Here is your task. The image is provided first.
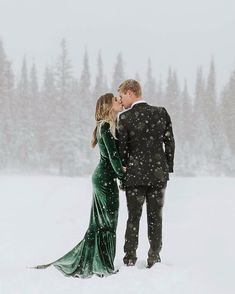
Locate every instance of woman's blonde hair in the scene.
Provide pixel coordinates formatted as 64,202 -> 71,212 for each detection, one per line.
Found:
91,93 -> 117,148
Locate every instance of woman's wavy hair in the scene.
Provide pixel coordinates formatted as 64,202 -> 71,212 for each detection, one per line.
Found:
91,93 -> 117,148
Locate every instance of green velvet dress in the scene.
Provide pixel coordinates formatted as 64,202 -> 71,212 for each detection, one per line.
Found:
34,122 -> 125,278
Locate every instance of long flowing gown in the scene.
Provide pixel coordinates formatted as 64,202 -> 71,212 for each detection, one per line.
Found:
33,122 -> 125,278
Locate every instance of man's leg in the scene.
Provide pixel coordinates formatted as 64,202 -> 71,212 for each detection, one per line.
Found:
146,182 -> 167,267
123,186 -> 146,265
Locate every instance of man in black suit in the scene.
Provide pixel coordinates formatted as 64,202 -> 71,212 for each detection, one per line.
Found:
117,79 -> 175,268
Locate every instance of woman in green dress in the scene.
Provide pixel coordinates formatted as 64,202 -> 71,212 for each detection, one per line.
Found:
33,93 -> 126,278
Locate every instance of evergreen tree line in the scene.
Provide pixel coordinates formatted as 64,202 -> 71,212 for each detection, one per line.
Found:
0,39 -> 235,176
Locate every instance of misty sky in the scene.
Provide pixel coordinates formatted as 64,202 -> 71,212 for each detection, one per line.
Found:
0,0 -> 235,93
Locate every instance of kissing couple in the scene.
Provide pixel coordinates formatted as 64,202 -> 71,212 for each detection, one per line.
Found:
32,79 -> 175,278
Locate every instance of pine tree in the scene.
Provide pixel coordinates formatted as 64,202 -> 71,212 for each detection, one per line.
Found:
194,67 -> 205,114
54,39 -> 74,175
0,40 -> 7,96
144,58 -> 156,105
93,51 -> 105,99
40,66 -> 57,172
165,68 -> 181,173
221,69 -> 235,153
178,80 -> 193,174
192,66 -> 214,174
77,50 -> 93,174
0,40 -> 7,166
181,80 -> 192,139
111,52 -> 125,93
156,75 -> 163,106
220,69 -> 235,174
205,58 -> 227,173
0,40 -> 15,168
205,58 -> 218,141
164,67 -> 172,110
165,67 -> 180,120
28,62 -> 39,168
16,57 -> 32,169
30,62 -> 39,99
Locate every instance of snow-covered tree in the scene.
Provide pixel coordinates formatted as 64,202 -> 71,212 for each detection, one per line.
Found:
93,51 -> 105,99
15,57 -> 32,169
165,67 -> 181,122
38,66 -> 56,172
220,68 -> 235,171
0,42 -> 234,177
177,80 -> 193,174
77,50 -> 94,174
143,58 -> 156,105
205,58 -> 218,142
53,39 -> 74,175
0,40 -> 15,168
164,68 -> 181,173
111,52 -> 125,93
192,66 -> 214,174
156,75 -> 163,106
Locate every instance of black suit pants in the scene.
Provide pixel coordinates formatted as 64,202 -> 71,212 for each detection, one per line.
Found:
124,182 -> 167,260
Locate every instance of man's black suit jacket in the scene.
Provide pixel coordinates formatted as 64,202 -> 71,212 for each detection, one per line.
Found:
118,102 -> 175,187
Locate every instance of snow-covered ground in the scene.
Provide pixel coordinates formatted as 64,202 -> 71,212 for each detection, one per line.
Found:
0,175 -> 234,294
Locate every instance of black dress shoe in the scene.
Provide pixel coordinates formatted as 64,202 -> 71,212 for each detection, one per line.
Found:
146,255 -> 161,268
146,261 -> 156,268
127,259 -> 136,266
123,256 -> 137,266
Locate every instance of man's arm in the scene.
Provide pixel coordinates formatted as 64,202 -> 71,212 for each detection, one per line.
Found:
117,113 -> 129,166
162,108 -> 175,173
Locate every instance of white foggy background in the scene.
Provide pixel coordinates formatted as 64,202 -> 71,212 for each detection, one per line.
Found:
1,0 -> 235,90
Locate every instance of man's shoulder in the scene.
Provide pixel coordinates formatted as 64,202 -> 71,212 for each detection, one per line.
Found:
119,103 -> 149,118
145,105 -> 171,122
154,105 -> 167,113
145,104 -> 167,115
119,105 -> 168,120
119,108 -> 132,120
149,105 -> 168,114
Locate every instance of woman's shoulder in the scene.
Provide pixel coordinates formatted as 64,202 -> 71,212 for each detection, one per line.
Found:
96,121 -> 111,139
99,121 -> 110,132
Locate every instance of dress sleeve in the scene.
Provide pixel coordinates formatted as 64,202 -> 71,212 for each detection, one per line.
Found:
101,123 -> 126,180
